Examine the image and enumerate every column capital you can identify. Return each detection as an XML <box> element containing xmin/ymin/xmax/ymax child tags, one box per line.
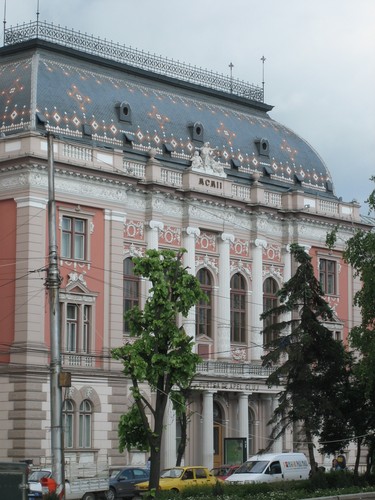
<box><xmin>301</xmin><ymin>244</ymin><xmax>311</xmax><ymax>254</ymax></box>
<box><xmin>238</xmin><ymin>391</ymin><xmax>252</xmax><ymax>399</ymax></box>
<box><xmin>220</xmin><ymin>232</ymin><xmax>235</xmax><ymax>243</ymax></box>
<box><xmin>146</xmin><ymin>220</ymin><xmax>164</xmax><ymax>232</ymax></box>
<box><xmin>184</xmin><ymin>226</ymin><xmax>200</xmax><ymax>237</ymax></box>
<box><xmin>254</xmin><ymin>238</ymin><xmax>267</xmax><ymax>249</ymax></box>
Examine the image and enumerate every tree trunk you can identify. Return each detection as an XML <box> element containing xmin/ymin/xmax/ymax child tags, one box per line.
<box><xmin>304</xmin><ymin>423</ymin><xmax>317</xmax><ymax>473</ymax></box>
<box><xmin>354</xmin><ymin>437</ymin><xmax>362</xmax><ymax>477</ymax></box>
<box><xmin>176</xmin><ymin>413</ymin><xmax>187</xmax><ymax>466</ymax></box>
<box><xmin>148</xmin><ymin>384</ymin><xmax>169</xmax><ymax>495</ymax></box>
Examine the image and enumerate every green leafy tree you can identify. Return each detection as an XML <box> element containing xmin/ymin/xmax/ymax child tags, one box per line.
<box><xmin>261</xmin><ymin>243</ymin><xmax>348</xmax><ymax>471</ymax></box>
<box><xmin>112</xmin><ymin>248</ymin><xmax>206</xmax><ymax>494</ymax></box>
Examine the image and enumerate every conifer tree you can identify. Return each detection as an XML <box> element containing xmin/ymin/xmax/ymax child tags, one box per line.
<box><xmin>261</xmin><ymin>244</ymin><xmax>348</xmax><ymax>471</ymax></box>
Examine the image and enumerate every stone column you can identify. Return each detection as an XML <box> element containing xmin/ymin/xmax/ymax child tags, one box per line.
<box><xmin>145</xmin><ymin>220</ymin><xmax>164</xmax><ymax>296</ymax></box>
<box><xmin>161</xmin><ymin>397</ymin><xmax>177</xmax><ymax>469</ymax></box>
<box><xmin>146</xmin><ymin>220</ymin><xmax>164</xmax><ymax>250</ymax></box>
<box><xmin>217</xmin><ymin>233</ymin><xmax>234</xmax><ymax>360</ymax></box>
<box><xmin>202</xmin><ymin>390</ymin><xmax>215</xmax><ymax>469</ymax></box>
<box><xmin>238</xmin><ymin>392</ymin><xmax>250</xmax><ymax>456</ymax></box>
<box><xmin>183</xmin><ymin>227</ymin><xmax>200</xmax><ymax>345</ymax></box>
<box><xmin>251</xmin><ymin>239</ymin><xmax>267</xmax><ymax>361</ymax></box>
<box><xmin>272</xmin><ymin>396</ymin><xmax>283</xmax><ymax>453</ymax></box>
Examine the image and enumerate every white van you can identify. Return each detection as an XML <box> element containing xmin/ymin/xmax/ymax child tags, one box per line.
<box><xmin>225</xmin><ymin>452</ymin><xmax>310</xmax><ymax>484</ymax></box>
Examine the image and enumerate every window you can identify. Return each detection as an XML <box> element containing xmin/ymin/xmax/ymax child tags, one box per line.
<box><xmin>79</xmin><ymin>400</ymin><xmax>92</xmax><ymax>448</ymax></box>
<box><xmin>63</xmin><ymin>399</ymin><xmax>74</xmax><ymax>449</ymax></box>
<box><xmin>63</xmin><ymin>398</ymin><xmax>94</xmax><ymax>449</ymax></box>
<box><xmin>123</xmin><ymin>258</ymin><xmax>140</xmax><ymax>334</ymax></box>
<box><xmin>230</xmin><ymin>273</ymin><xmax>246</xmax><ymax>343</ymax></box>
<box><xmin>263</xmin><ymin>277</ymin><xmax>279</xmax><ymax>345</ymax></box>
<box><xmin>196</xmin><ymin>268</ymin><xmax>212</xmax><ymax>337</ymax></box>
<box><xmin>62</xmin><ymin>215</ymin><xmax>87</xmax><ymax>260</ymax></box>
<box><xmin>319</xmin><ymin>258</ymin><xmax>337</xmax><ymax>295</ymax></box>
<box><xmin>64</xmin><ymin>304</ymin><xmax>92</xmax><ymax>354</ymax></box>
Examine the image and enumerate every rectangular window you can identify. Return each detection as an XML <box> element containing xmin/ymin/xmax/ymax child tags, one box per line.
<box><xmin>65</xmin><ymin>303</ymin><xmax>91</xmax><ymax>354</ymax></box>
<box><xmin>62</xmin><ymin>216</ymin><xmax>86</xmax><ymax>260</ymax></box>
<box><xmin>83</xmin><ymin>305</ymin><xmax>90</xmax><ymax>353</ymax></box>
<box><xmin>79</xmin><ymin>413</ymin><xmax>91</xmax><ymax>448</ymax></box>
<box><xmin>66</xmin><ymin>304</ymin><xmax>78</xmax><ymax>352</ymax></box>
<box><xmin>63</xmin><ymin>413</ymin><xmax>73</xmax><ymax>448</ymax></box>
<box><xmin>319</xmin><ymin>259</ymin><xmax>337</xmax><ymax>295</ymax></box>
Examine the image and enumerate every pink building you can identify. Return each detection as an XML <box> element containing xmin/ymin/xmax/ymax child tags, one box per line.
<box><xmin>0</xmin><ymin>22</ymin><xmax>370</xmax><ymax>470</ymax></box>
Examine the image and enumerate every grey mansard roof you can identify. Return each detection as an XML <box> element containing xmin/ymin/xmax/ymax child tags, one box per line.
<box><xmin>0</xmin><ymin>36</ymin><xmax>336</xmax><ymax>199</ymax></box>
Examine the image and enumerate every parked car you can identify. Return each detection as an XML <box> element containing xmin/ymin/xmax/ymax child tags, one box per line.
<box><xmin>107</xmin><ymin>466</ymin><xmax>149</xmax><ymax>500</ymax></box>
<box><xmin>226</xmin><ymin>452</ymin><xmax>310</xmax><ymax>484</ymax></box>
<box><xmin>135</xmin><ymin>466</ymin><xmax>217</xmax><ymax>494</ymax></box>
<box><xmin>28</xmin><ymin>469</ymin><xmax>52</xmax><ymax>499</ymax></box>
<box><xmin>210</xmin><ymin>464</ymin><xmax>239</xmax><ymax>480</ymax></box>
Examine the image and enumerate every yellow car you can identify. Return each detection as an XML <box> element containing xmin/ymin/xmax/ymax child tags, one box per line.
<box><xmin>135</xmin><ymin>466</ymin><xmax>218</xmax><ymax>493</ymax></box>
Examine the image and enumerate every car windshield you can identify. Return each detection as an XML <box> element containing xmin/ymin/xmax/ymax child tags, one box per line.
<box><xmin>160</xmin><ymin>468</ymin><xmax>183</xmax><ymax>479</ymax></box>
<box><xmin>110</xmin><ymin>470</ymin><xmax>122</xmax><ymax>478</ymax></box>
<box><xmin>234</xmin><ymin>460</ymin><xmax>269</xmax><ymax>474</ymax></box>
<box><xmin>28</xmin><ymin>471</ymin><xmax>51</xmax><ymax>482</ymax></box>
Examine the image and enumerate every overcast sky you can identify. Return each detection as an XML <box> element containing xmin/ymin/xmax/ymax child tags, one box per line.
<box><xmin>5</xmin><ymin>0</ymin><xmax>375</xmax><ymax>212</ymax></box>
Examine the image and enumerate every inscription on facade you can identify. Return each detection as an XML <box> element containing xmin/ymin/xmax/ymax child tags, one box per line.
<box><xmin>192</xmin><ymin>381</ymin><xmax>260</xmax><ymax>392</ymax></box>
<box><xmin>198</xmin><ymin>178</ymin><xmax>223</xmax><ymax>189</ymax></box>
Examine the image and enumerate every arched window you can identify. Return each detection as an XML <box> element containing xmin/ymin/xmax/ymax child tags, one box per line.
<box><xmin>196</xmin><ymin>269</ymin><xmax>212</xmax><ymax>338</ymax></box>
<box><xmin>230</xmin><ymin>273</ymin><xmax>246</xmax><ymax>343</ymax></box>
<box><xmin>62</xmin><ymin>399</ymin><xmax>74</xmax><ymax>449</ymax></box>
<box><xmin>123</xmin><ymin>257</ymin><xmax>140</xmax><ymax>334</ymax></box>
<box><xmin>263</xmin><ymin>277</ymin><xmax>279</xmax><ymax>345</ymax></box>
<box><xmin>79</xmin><ymin>400</ymin><xmax>92</xmax><ymax>448</ymax></box>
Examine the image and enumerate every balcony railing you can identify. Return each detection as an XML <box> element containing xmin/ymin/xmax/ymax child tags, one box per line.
<box><xmin>197</xmin><ymin>360</ymin><xmax>273</xmax><ymax>379</ymax></box>
<box><xmin>4</xmin><ymin>21</ymin><xmax>264</xmax><ymax>103</ymax></box>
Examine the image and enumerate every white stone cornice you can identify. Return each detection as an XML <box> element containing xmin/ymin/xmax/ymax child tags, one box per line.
<box><xmin>104</xmin><ymin>209</ymin><xmax>126</xmax><ymax>223</ymax></box>
<box><xmin>14</xmin><ymin>196</ymin><xmax>47</xmax><ymax>209</ymax></box>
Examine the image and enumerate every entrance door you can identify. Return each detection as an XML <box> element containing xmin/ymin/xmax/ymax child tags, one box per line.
<box><xmin>213</xmin><ymin>423</ymin><xmax>223</xmax><ymax>467</ymax></box>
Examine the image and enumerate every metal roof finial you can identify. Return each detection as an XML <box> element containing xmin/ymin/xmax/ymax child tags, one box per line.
<box><xmin>261</xmin><ymin>55</ymin><xmax>266</xmax><ymax>102</ymax></box>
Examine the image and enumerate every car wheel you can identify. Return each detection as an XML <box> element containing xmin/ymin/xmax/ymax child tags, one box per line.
<box><xmin>105</xmin><ymin>488</ymin><xmax>116</xmax><ymax>500</ymax></box>
<box><xmin>170</xmin><ymin>488</ymin><xmax>179</xmax><ymax>494</ymax></box>
<box><xmin>82</xmin><ymin>493</ymin><xmax>96</xmax><ymax>500</ymax></box>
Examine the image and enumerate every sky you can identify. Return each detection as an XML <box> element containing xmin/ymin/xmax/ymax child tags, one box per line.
<box><xmin>4</xmin><ymin>0</ymin><xmax>375</xmax><ymax>213</ymax></box>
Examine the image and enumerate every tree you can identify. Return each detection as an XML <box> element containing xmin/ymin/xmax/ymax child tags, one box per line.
<box><xmin>326</xmin><ymin>177</ymin><xmax>375</xmax><ymax>475</ymax></box>
<box><xmin>112</xmin><ymin>248</ymin><xmax>206</xmax><ymax>495</ymax></box>
<box><xmin>261</xmin><ymin>244</ymin><xmax>348</xmax><ymax>471</ymax></box>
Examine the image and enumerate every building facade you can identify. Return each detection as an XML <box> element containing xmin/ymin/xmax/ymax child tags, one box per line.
<box><xmin>0</xmin><ymin>22</ymin><xmax>369</xmax><ymax>470</ymax></box>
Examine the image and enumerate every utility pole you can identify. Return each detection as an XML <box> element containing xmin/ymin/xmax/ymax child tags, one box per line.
<box><xmin>45</xmin><ymin>132</ymin><xmax>65</xmax><ymax>498</ymax></box>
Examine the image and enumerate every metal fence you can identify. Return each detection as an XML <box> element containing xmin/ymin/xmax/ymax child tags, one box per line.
<box><xmin>4</xmin><ymin>21</ymin><xmax>264</xmax><ymax>102</ymax></box>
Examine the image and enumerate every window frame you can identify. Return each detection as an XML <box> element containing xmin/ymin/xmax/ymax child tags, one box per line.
<box><xmin>319</xmin><ymin>257</ymin><xmax>338</xmax><ymax>296</ymax></box>
<box><xmin>79</xmin><ymin>399</ymin><xmax>92</xmax><ymax>449</ymax></box>
<box><xmin>59</xmin><ymin>209</ymin><xmax>94</xmax><ymax>263</ymax></box>
<box><xmin>196</xmin><ymin>268</ymin><xmax>213</xmax><ymax>338</ymax></box>
<box><xmin>230</xmin><ymin>272</ymin><xmax>247</xmax><ymax>344</ymax></box>
<box><xmin>59</xmin><ymin>287</ymin><xmax>97</xmax><ymax>367</ymax></box>
<box><xmin>123</xmin><ymin>257</ymin><xmax>140</xmax><ymax>335</ymax></box>
<box><xmin>263</xmin><ymin>277</ymin><xmax>279</xmax><ymax>346</ymax></box>
<box><xmin>62</xmin><ymin>399</ymin><xmax>74</xmax><ymax>449</ymax></box>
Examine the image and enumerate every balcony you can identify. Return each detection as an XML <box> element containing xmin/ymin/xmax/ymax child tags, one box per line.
<box><xmin>197</xmin><ymin>360</ymin><xmax>272</xmax><ymax>379</ymax></box>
